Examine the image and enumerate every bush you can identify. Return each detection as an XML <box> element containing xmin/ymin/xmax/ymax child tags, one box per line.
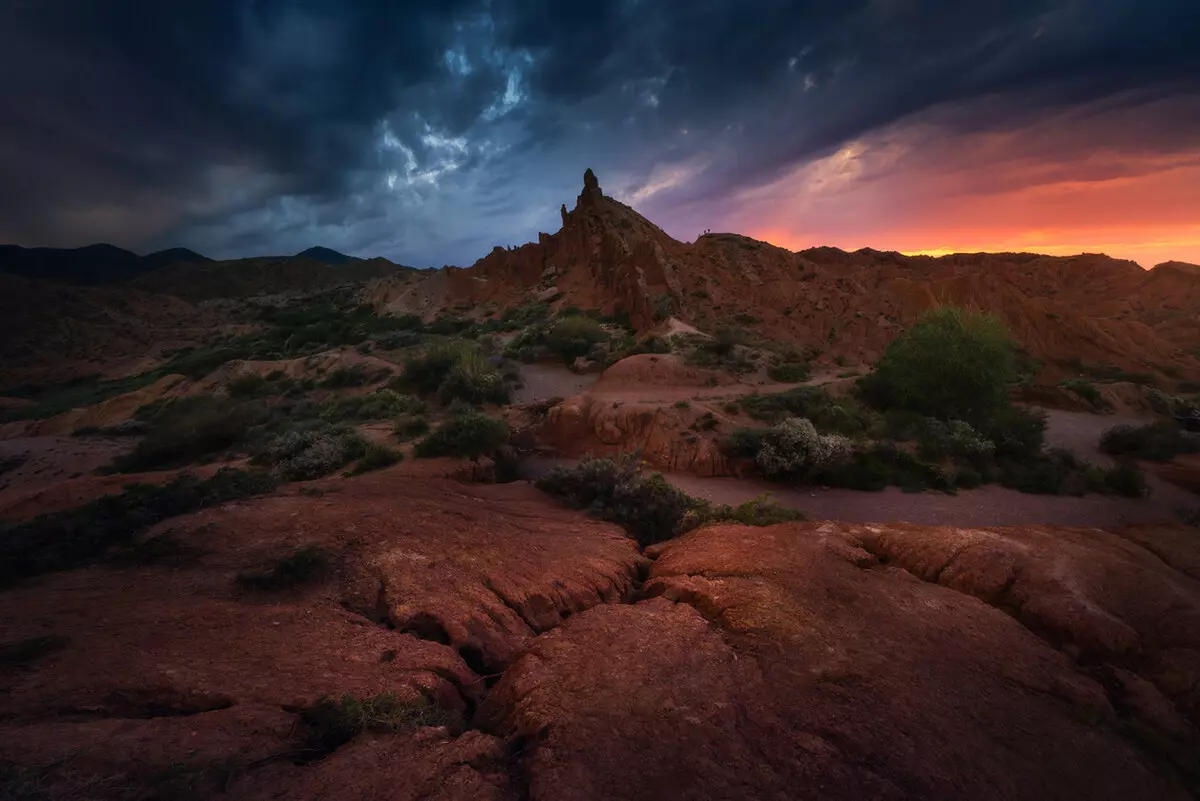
<box><xmin>741</xmin><ymin>386</ymin><xmax>877</xmax><ymax>438</ymax></box>
<box><xmin>0</xmin><ymin>468</ymin><xmax>277</xmax><ymax>584</ymax></box>
<box><xmin>699</xmin><ymin>494</ymin><xmax>805</xmax><ymax>527</ymax></box>
<box><xmin>724</xmin><ymin>427</ymin><xmax>768</xmax><ymax>458</ymax></box>
<box><xmin>255</xmin><ymin>427</ymin><xmax>368</xmax><ymax>481</ymax></box>
<box><xmin>112</xmin><ymin>395</ymin><xmax>262</xmax><ymax>472</ymax></box>
<box><xmin>816</xmin><ymin>444</ymin><xmax>955</xmax><ymax>493</ymax></box>
<box><xmin>708</xmin><ymin>327</ymin><xmax>744</xmax><ymax>357</ymax></box>
<box><xmin>320</xmin><ymin>365</ymin><xmax>382</xmax><ymax>389</ymax></box>
<box><xmin>392</xmin><ymin>414</ymin><xmax>430</xmax><ymax>441</ymax></box>
<box><xmin>321</xmin><ymin>390</ymin><xmax>425</xmax><ymax>422</ymax></box>
<box><xmin>236</xmin><ymin>546</ymin><xmax>330</xmax><ymax>591</ymax></box>
<box><xmin>916</xmin><ymin>419</ymin><xmax>995</xmax><ymax>462</ymax></box>
<box><xmin>301</xmin><ymin>692</ymin><xmax>455</xmax><ymax>753</ymax></box>
<box><xmin>1147</xmin><ymin>388</ymin><xmax>1197</xmax><ymax>417</ymax></box>
<box><xmin>536</xmin><ymin>456</ymin><xmax>695</xmax><ymax>546</ymax></box>
<box><xmin>1102</xmin><ymin>461</ymin><xmax>1149</xmax><ymax>498</ymax></box>
<box><xmin>755</xmin><ymin>418</ymin><xmax>852</xmax><ymax>478</ymax></box>
<box><xmin>1060</xmin><ymin>379</ymin><xmax>1109</xmax><ymax>409</ymax></box>
<box><xmin>346</xmin><ymin>442</ymin><xmax>403</xmax><ymax>475</ymax></box>
<box><xmin>401</xmin><ymin>341</ymin><xmax>476</xmax><ymax>394</ymax></box>
<box><xmin>954</xmin><ymin>467</ymin><xmax>984</xmax><ymax>489</ymax></box>
<box><xmin>546</xmin><ymin>316</ymin><xmax>609</xmax><ymax>364</ymax></box>
<box><xmin>437</xmin><ymin>350</ymin><xmax>511</xmax><ymax>405</ymax></box>
<box><xmin>1100</xmin><ymin>422</ymin><xmax>1199</xmax><ymax>462</ymax></box>
<box><xmin>1177</xmin><ymin>506</ymin><xmax>1200</xmax><ymax>527</ymax></box>
<box><xmin>860</xmin><ymin>307</ymin><xmax>1016</xmax><ymax>422</ymax></box>
<box><xmin>766</xmin><ymin>360</ymin><xmax>810</xmax><ymax>383</ymax></box>
<box><xmin>997</xmin><ymin>449</ymin><xmax>1087</xmax><ymax>495</ymax></box>
<box><xmin>978</xmin><ymin>406</ymin><xmax>1047</xmax><ymax>459</ymax></box>
<box><xmin>414</xmin><ymin>410</ymin><xmax>509</xmax><ymax>461</ymax></box>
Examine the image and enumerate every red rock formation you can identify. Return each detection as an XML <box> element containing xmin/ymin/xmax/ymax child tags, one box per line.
<box><xmin>367</xmin><ymin>172</ymin><xmax>1200</xmax><ymax>384</ymax></box>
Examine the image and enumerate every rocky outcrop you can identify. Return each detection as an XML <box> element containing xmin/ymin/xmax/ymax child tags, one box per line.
<box><xmin>483</xmin><ymin>521</ymin><xmax>1200</xmax><ymax>800</ymax></box>
<box><xmin>543</xmin><ymin>393</ymin><xmax>734</xmax><ymax>476</ymax></box>
<box><xmin>364</xmin><ymin>173</ymin><xmax>1200</xmax><ymax>384</ymax></box>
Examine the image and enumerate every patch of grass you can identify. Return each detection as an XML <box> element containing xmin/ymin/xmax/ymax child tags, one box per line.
<box><xmin>301</xmin><ymin>692</ymin><xmax>456</xmax><ymax>753</ymax></box>
<box><xmin>111</xmin><ymin>395</ymin><xmax>264</xmax><ymax>472</ymax></box>
<box><xmin>698</xmin><ymin>494</ymin><xmax>805</xmax><ymax>527</ymax></box>
<box><xmin>236</xmin><ymin>545</ymin><xmax>330</xmax><ymax>591</ymax></box>
<box><xmin>0</xmin><ymin>468</ymin><xmax>277</xmax><ymax>584</ymax></box>
<box><xmin>766</xmin><ymin>360</ymin><xmax>810</xmax><ymax>383</ymax></box>
<box><xmin>1060</xmin><ymin>378</ymin><xmax>1110</xmax><ymax>409</ymax></box>
<box><xmin>536</xmin><ymin>456</ymin><xmax>700</xmax><ymax>546</ymax></box>
<box><xmin>0</xmin><ymin>373</ymin><xmax>165</xmax><ymax>424</ymax></box>
<box><xmin>413</xmin><ymin>409</ymin><xmax>510</xmax><ymax>461</ymax></box>
<box><xmin>1101</xmin><ymin>422</ymin><xmax>1199</xmax><ymax>462</ymax></box>
<box><xmin>320</xmin><ymin>390</ymin><xmax>425</xmax><ymax>422</ymax></box>
<box><xmin>740</xmin><ymin>386</ymin><xmax>878</xmax><ymax>438</ymax></box>
<box><xmin>0</xmin><ymin>634</ymin><xmax>70</xmax><ymax>668</ymax></box>
<box><xmin>253</xmin><ymin>426</ymin><xmax>368</xmax><ymax>481</ymax></box>
<box><xmin>545</xmin><ymin>316</ymin><xmax>610</xmax><ymax>364</ymax></box>
<box><xmin>392</xmin><ymin>414</ymin><xmax>431</xmax><ymax>441</ymax></box>
<box><xmin>320</xmin><ymin>365</ymin><xmax>388</xmax><ymax>389</ymax></box>
<box><xmin>345</xmin><ymin>442</ymin><xmax>403</xmax><ymax>476</ymax></box>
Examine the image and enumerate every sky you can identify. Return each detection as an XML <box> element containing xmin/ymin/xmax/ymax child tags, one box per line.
<box><xmin>1</xmin><ymin>1</ymin><xmax>1199</xmax><ymax>269</ymax></box>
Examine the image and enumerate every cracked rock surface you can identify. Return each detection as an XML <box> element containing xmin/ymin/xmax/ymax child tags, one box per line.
<box><xmin>1</xmin><ymin>477</ymin><xmax>1197</xmax><ymax>799</ymax></box>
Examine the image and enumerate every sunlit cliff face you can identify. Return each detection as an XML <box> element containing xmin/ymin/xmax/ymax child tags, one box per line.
<box><xmin>735</xmin><ymin>94</ymin><xmax>1200</xmax><ymax>267</ymax></box>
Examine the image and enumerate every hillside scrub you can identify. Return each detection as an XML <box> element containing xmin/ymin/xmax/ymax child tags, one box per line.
<box><xmin>253</xmin><ymin>426</ymin><xmax>368</xmax><ymax>481</ymax></box>
<box><xmin>112</xmin><ymin>394</ymin><xmax>264</xmax><ymax>472</ymax></box>
<box><xmin>0</xmin><ymin>468</ymin><xmax>277</xmax><ymax>584</ymax></box>
<box><xmin>858</xmin><ymin>307</ymin><xmax>1016</xmax><ymax>422</ymax></box>
<box><xmin>1059</xmin><ymin>378</ymin><xmax>1110</xmax><ymax>409</ymax></box>
<box><xmin>413</xmin><ymin>409</ymin><xmax>510</xmax><ymax>461</ymax></box>
<box><xmin>401</xmin><ymin>341</ymin><xmax>513</xmax><ymax>405</ymax></box>
<box><xmin>755</xmin><ymin>418</ymin><xmax>853</xmax><ymax>478</ymax></box>
<box><xmin>1101</xmin><ymin>422</ymin><xmax>1200</xmax><ymax>462</ymax></box>
<box><xmin>536</xmin><ymin>456</ymin><xmax>805</xmax><ymax>547</ymax></box>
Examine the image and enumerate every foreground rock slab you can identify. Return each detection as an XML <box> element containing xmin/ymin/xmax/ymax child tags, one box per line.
<box><xmin>0</xmin><ymin>471</ymin><xmax>639</xmax><ymax>798</ymax></box>
<box><xmin>482</xmin><ymin>521</ymin><xmax>1198</xmax><ymax>801</ymax></box>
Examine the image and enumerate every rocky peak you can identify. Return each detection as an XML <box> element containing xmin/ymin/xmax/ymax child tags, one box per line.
<box><xmin>577</xmin><ymin>167</ymin><xmax>604</xmax><ymax>208</ymax></box>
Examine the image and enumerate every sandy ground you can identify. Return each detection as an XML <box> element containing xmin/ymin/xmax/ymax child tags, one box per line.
<box><xmin>513</xmin><ymin>364</ymin><xmax>600</xmax><ymax>404</ymax></box>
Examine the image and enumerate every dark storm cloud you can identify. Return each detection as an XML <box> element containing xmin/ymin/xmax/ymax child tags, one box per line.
<box><xmin>1</xmin><ymin>0</ymin><xmax>1198</xmax><ymax>266</ymax></box>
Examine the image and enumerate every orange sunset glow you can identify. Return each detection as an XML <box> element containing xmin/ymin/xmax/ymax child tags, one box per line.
<box><xmin>735</xmin><ymin>96</ymin><xmax>1200</xmax><ymax>268</ymax></box>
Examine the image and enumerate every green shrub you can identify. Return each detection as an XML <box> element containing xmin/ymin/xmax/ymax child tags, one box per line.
<box><xmin>724</xmin><ymin>427</ymin><xmax>768</xmax><ymax>458</ymax></box>
<box><xmin>766</xmin><ymin>361</ymin><xmax>810</xmax><ymax>383</ymax></box>
<box><xmin>708</xmin><ymin>327</ymin><xmax>744</xmax><ymax>357</ymax></box>
<box><xmin>755</xmin><ymin>418</ymin><xmax>853</xmax><ymax>478</ymax></box>
<box><xmin>915</xmin><ymin>419</ymin><xmax>995</xmax><ymax>462</ymax></box>
<box><xmin>699</xmin><ymin>494</ymin><xmax>805</xmax><ymax>527</ymax></box>
<box><xmin>1147</xmin><ymin>388</ymin><xmax>1197</xmax><ymax>417</ymax></box>
<box><xmin>1100</xmin><ymin>422</ymin><xmax>1199</xmax><ymax>461</ymax></box>
<box><xmin>401</xmin><ymin>341</ymin><xmax>476</xmax><ymax>394</ymax></box>
<box><xmin>0</xmin><ymin>468</ymin><xmax>277</xmax><ymax>584</ymax></box>
<box><xmin>674</xmin><ymin>400</ymin><xmax>690</xmax><ymax>409</ymax></box>
<box><xmin>414</xmin><ymin>410</ymin><xmax>510</xmax><ymax>461</ymax></box>
<box><xmin>740</xmin><ymin>386</ymin><xmax>877</xmax><ymax>437</ymax></box>
<box><xmin>997</xmin><ymin>449</ymin><xmax>1086</xmax><ymax>495</ymax></box>
<box><xmin>954</xmin><ymin>467</ymin><xmax>984</xmax><ymax>489</ymax></box>
<box><xmin>346</xmin><ymin>442</ymin><xmax>403</xmax><ymax>476</ymax></box>
<box><xmin>227</xmin><ymin>373</ymin><xmax>270</xmax><ymax>398</ymax></box>
<box><xmin>690</xmin><ymin>412</ymin><xmax>720</xmax><ymax>432</ymax></box>
<box><xmin>652</xmin><ymin>294</ymin><xmax>678</xmax><ymax>322</ymax></box>
<box><xmin>236</xmin><ymin>546</ymin><xmax>330</xmax><ymax>591</ymax></box>
<box><xmin>392</xmin><ymin>414</ymin><xmax>430</xmax><ymax>441</ymax></box>
<box><xmin>254</xmin><ymin>427</ymin><xmax>368</xmax><ymax>481</ymax></box>
<box><xmin>723</xmin><ymin>401</ymin><xmax>740</xmax><ymax>415</ymax></box>
<box><xmin>301</xmin><ymin>692</ymin><xmax>455</xmax><ymax>753</ymax></box>
<box><xmin>320</xmin><ymin>390</ymin><xmax>425</xmax><ymax>422</ymax></box>
<box><xmin>536</xmin><ymin>456</ymin><xmax>695</xmax><ymax>546</ymax></box>
<box><xmin>320</xmin><ymin>365</ymin><xmax>381</xmax><ymax>389</ymax></box>
<box><xmin>860</xmin><ymin>307</ymin><xmax>1016</xmax><ymax>422</ymax></box>
<box><xmin>1059</xmin><ymin>379</ymin><xmax>1109</xmax><ymax>409</ymax></box>
<box><xmin>112</xmin><ymin>395</ymin><xmax>263</xmax><ymax>472</ymax></box>
<box><xmin>978</xmin><ymin>406</ymin><xmax>1047</xmax><ymax>459</ymax></box>
<box><xmin>546</xmin><ymin>316</ymin><xmax>609</xmax><ymax>364</ymax></box>
<box><xmin>814</xmin><ymin>444</ymin><xmax>953</xmax><ymax>493</ymax></box>
<box><xmin>1102</xmin><ymin>461</ymin><xmax>1149</xmax><ymax>498</ymax></box>
<box><xmin>436</xmin><ymin>350</ymin><xmax>510</xmax><ymax>405</ymax></box>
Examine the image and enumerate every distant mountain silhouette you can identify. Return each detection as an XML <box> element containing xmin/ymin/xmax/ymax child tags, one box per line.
<box><xmin>142</xmin><ymin>248</ymin><xmax>211</xmax><ymax>270</ymax></box>
<box><xmin>295</xmin><ymin>246</ymin><xmax>359</xmax><ymax>265</ymax></box>
<box><xmin>0</xmin><ymin>243</ymin><xmax>146</xmax><ymax>284</ymax></box>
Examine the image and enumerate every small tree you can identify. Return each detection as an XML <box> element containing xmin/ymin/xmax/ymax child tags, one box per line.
<box><xmin>862</xmin><ymin>307</ymin><xmax>1016</xmax><ymax>422</ymax></box>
